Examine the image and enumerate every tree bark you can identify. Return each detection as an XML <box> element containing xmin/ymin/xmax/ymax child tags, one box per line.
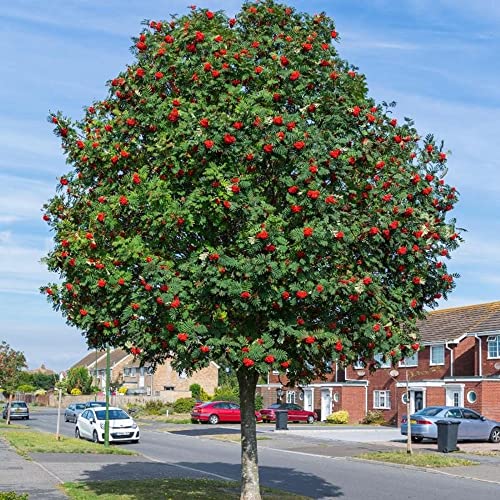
<box><xmin>237</xmin><ymin>368</ymin><xmax>261</xmax><ymax>500</ymax></box>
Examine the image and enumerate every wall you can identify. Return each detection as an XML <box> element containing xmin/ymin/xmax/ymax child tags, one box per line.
<box><xmin>45</xmin><ymin>392</ymin><xmax>192</xmax><ymax>408</ymax></box>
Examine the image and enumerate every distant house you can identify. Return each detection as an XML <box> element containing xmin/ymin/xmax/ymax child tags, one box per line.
<box><xmin>27</xmin><ymin>364</ymin><xmax>57</xmax><ymax>376</ymax></box>
<box><xmin>71</xmin><ymin>349</ymin><xmax>219</xmax><ymax>399</ymax></box>
<box><xmin>258</xmin><ymin>301</ymin><xmax>500</xmax><ymax>424</ymax></box>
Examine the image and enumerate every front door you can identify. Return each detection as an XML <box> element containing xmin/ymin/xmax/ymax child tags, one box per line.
<box><xmin>303</xmin><ymin>389</ymin><xmax>314</xmax><ymax>412</ymax></box>
<box><xmin>320</xmin><ymin>389</ymin><xmax>332</xmax><ymax>421</ymax></box>
<box><xmin>445</xmin><ymin>387</ymin><xmax>463</xmax><ymax>407</ymax></box>
<box><xmin>413</xmin><ymin>391</ymin><xmax>424</xmax><ymax>413</ymax></box>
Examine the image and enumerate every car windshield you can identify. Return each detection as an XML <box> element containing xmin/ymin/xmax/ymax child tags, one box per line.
<box><xmin>87</xmin><ymin>402</ymin><xmax>106</xmax><ymax>407</ymax></box>
<box><xmin>414</xmin><ymin>407</ymin><xmax>443</xmax><ymax>416</ymax></box>
<box><xmin>11</xmin><ymin>402</ymin><xmax>27</xmax><ymax>408</ymax></box>
<box><xmin>267</xmin><ymin>404</ymin><xmax>283</xmax><ymax>409</ymax></box>
<box><xmin>75</xmin><ymin>404</ymin><xmax>86</xmax><ymax>410</ymax></box>
<box><xmin>95</xmin><ymin>409</ymin><xmax>129</xmax><ymax>420</ymax></box>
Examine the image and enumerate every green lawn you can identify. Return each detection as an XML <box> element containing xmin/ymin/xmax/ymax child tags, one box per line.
<box><xmin>357</xmin><ymin>451</ymin><xmax>478</xmax><ymax>467</ymax></box>
<box><xmin>63</xmin><ymin>478</ymin><xmax>309</xmax><ymax>500</ymax></box>
<box><xmin>0</xmin><ymin>427</ymin><xmax>136</xmax><ymax>458</ymax></box>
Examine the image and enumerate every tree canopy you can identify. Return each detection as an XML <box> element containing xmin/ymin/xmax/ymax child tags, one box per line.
<box><xmin>42</xmin><ymin>1</ymin><xmax>462</xmax><ymax>496</ymax></box>
<box><xmin>0</xmin><ymin>341</ymin><xmax>27</xmax><ymax>396</ymax></box>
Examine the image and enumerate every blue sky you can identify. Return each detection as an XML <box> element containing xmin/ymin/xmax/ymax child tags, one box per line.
<box><xmin>1</xmin><ymin>1</ymin><xmax>499</xmax><ymax>372</ymax></box>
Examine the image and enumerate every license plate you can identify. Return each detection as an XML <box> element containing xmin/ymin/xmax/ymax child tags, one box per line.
<box><xmin>115</xmin><ymin>432</ymin><xmax>129</xmax><ymax>436</ymax></box>
<box><xmin>410</xmin><ymin>419</ymin><xmax>416</xmax><ymax>424</ymax></box>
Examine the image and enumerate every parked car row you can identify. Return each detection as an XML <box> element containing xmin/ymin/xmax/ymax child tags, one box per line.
<box><xmin>64</xmin><ymin>400</ymin><xmax>108</xmax><ymax>422</ymax></box>
<box><xmin>401</xmin><ymin>406</ymin><xmax>500</xmax><ymax>443</ymax></box>
<box><xmin>190</xmin><ymin>401</ymin><xmax>318</xmax><ymax>425</ymax></box>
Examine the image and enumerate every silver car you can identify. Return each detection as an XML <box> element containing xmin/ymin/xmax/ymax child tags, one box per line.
<box><xmin>64</xmin><ymin>402</ymin><xmax>86</xmax><ymax>423</ymax></box>
<box><xmin>2</xmin><ymin>401</ymin><xmax>29</xmax><ymax>420</ymax></box>
<box><xmin>401</xmin><ymin>406</ymin><xmax>500</xmax><ymax>443</ymax></box>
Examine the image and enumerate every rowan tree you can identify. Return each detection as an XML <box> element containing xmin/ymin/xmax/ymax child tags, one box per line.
<box><xmin>42</xmin><ymin>1</ymin><xmax>462</xmax><ymax>497</ymax></box>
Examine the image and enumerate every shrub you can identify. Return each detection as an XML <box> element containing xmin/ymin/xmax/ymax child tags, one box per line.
<box><xmin>361</xmin><ymin>410</ymin><xmax>386</xmax><ymax>425</ymax></box>
<box><xmin>0</xmin><ymin>493</ymin><xmax>29</xmax><ymax>500</ymax></box>
<box><xmin>172</xmin><ymin>397</ymin><xmax>196</xmax><ymax>413</ymax></box>
<box><xmin>189</xmin><ymin>383</ymin><xmax>202</xmax><ymax>399</ymax></box>
<box><xmin>70</xmin><ymin>388</ymin><xmax>82</xmax><ymax>396</ymax></box>
<box><xmin>118</xmin><ymin>386</ymin><xmax>128</xmax><ymax>395</ymax></box>
<box><xmin>254</xmin><ymin>394</ymin><xmax>264</xmax><ymax>411</ymax></box>
<box><xmin>326</xmin><ymin>410</ymin><xmax>349</xmax><ymax>424</ymax></box>
<box><xmin>17</xmin><ymin>384</ymin><xmax>36</xmax><ymax>394</ymax></box>
<box><xmin>143</xmin><ymin>400</ymin><xmax>168</xmax><ymax>415</ymax></box>
<box><xmin>213</xmin><ymin>384</ymin><xmax>239</xmax><ymax>403</ymax></box>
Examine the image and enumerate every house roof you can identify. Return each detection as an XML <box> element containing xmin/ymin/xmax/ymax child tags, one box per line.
<box><xmin>93</xmin><ymin>349</ymin><xmax>131</xmax><ymax>370</ymax></box>
<box><xmin>27</xmin><ymin>364</ymin><xmax>56</xmax><ymax>375</ymax></box>
<box><xmin>418</xmin><ymin>301</ymin><xmax>500</xmax><ymax>343</ymax></box>
<box><xmin>70</xmin><ymin>350</ymin><xmax>106</xmax><ymax>370</ymax></box>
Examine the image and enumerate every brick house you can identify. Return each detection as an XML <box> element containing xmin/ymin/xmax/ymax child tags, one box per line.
<box><xmin>258</xmin><ymin>301</ymin><xmax>500</xmax><ymax>425</ymax></box>
<box><xmin>71</xmin><ymin>349</ymin><xmax>219</xmax><ymax>398</ymax></box>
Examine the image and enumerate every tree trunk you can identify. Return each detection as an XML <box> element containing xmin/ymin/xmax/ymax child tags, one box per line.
<box><xmin>6</xmin><ymin>393</ymin><xmax>13</xmax><ymax>425</ymax></box>
<box><xmin>237</xmin><ymin>368</ymin><xmax>261</xmax><ymax>500</ymax></box>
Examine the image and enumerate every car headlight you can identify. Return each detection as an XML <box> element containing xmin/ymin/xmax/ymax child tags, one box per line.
<box><xmin>132</xmin><ymin>422</ymin><xmax>138</xmax><ymax>429</ymax></box>
<box><xmin>100</xmin><ymin>422</ymin><xmax>105</xmax><ymax>430</ymax></box>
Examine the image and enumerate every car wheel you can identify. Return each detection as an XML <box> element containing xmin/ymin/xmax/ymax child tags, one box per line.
<box><xmin>208</xmin><ymin>414</ymin><xmax>219</xmax><ymax>425</ymax></box>
<box><xmin>92</xmin><ymin>431</ymin><xmax>100</xmax><ymax>443</ymax></box>
<box><xmin>307</xmin><ymin>416</ymin><xmax>315</xmax><ymax>424</ymax></box>
<box><xmin>75</xmin><ymin>427</ymin><xmax>81</xmax><ymax>439</ymax></box>
<box><xmin>489</xmin><ymin>427</ymin><xmax>500</xmax><ymax>443</ymax></box>
<box><xmin>411</xmin><ymin>436</ymin><xmax>424</xmax><ymax>443</ymax></box>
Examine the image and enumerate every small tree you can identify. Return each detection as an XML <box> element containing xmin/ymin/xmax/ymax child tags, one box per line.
<box><xmin>0</xmin><ymin>341</ymin><xmax>27</xmax><ymax>424</ymax></box>
<box><xmin>42</xmin><ymin>2</ymin><xmax>462</xmax><ymax>497</ymax></box>
<box><xmin>65</xmin><ymin>366</ymin><xmax>93</xmax><ymax>395</ymax></box>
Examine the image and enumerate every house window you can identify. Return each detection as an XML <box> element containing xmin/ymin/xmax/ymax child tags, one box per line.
<box><xmin>374</xmin><ymin>354</ymin><xmax>391</xmax><ymax>368</ymax></box>
<box><xmin>399</xmin><ymin>352</ymin><xmax>418</xmax><ymax>367</ymax></box>
<box><xmin>374</xmin><ymin>390</ymin><xmax>391</xmax><ymax>409</ymax></box>
<box><xmin>430</xmin><ymin>345</ymin><xmax>445</xmax><ymax>366</ymax></box>
<box><xmin>353</xmin><ymin>358</ymin><xmax>365</xmax><ymax>369</ymax></box>
<box><xmin>286</xmin><ymin>391</ymin><xmax>296</xmax><ymax>404</ymax></box>
<box><xmin>487</xmin><ymin>335</ymin><xmax>500</xmax><ymax>358</ymax></box>
<box><xmin>467</xmin><ymin>391</ymin><xmax>477</xmax><ymax>404</ymax></box>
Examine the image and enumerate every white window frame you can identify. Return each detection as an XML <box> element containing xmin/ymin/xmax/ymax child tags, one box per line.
<box><xmin>399</xmin><ymin>352</ymin><xmax>418</xmax><ymax>367</ymax></box>
<box><xmin>374</xmin><ymin>353</ymin><xmax>391</xmax><ymax>368</ymax></box>
<box><xmin>430</xmin><ymin>344</ymin><xmax>445</xmax><ymax>366</ymax></box>
<box><xmin>286</xmin><ymin>391</ymin><xmax>296</xmax><ymax>404</ymax></box>
<box><xmin>374</xmin><ymin>390</ymin><xmax>391</xmax><ymax>409</ymax></box>
<box><xmin>487</xmin><ymin>335</ymin><xmax>500</xmax><ymax>359</ymax></box>
<box><xmin>353</xmin><ymin>358</ymin><xmax>365</xmax><ymax>369</ymax></box>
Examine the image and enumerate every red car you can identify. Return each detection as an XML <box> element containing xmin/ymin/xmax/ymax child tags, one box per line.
<box><xmin>260</xmin><ymin>403</ymin><xmax>317</xmax><ymax>424</ymax></box>
<box><xmin>191</xmin><ymin>401</ymin><xmax>262</xmax><ymax>424</ymax></box>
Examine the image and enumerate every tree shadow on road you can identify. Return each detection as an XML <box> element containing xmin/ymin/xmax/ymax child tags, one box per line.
<box><xmin>70</xmin><ymin>459</ymin><xmax>343</xmax><ymax>498</ymax></box>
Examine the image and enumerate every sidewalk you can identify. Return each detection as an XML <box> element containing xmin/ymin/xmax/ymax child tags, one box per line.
<box><xmin>1</xmin><ymin>426</ymin><xmax>500</xmax><ymax>499</ymax></box>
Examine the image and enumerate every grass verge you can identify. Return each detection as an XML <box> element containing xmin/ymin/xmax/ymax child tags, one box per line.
<box><xmin>62</xmin><ymin>478</ymin><xmax>309</xmax><ymax>499</ymax></box>
<box><xmin>357</xmin><ymin>451</ymin><xmax>478</xmax><ymax>467</ymax></box>
<box><xmin>0</xmin><ymin>427</ymin><xmax>136</xmax><ymax>458</ymax></box>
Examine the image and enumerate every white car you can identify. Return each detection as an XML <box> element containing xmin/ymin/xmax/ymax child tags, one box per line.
<box><xmin>75</xmin><ymin>406</ymin><xmax>140</xmax><ymax>444</ymax></box>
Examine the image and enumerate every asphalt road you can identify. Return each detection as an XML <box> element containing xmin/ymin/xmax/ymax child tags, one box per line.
<box><xmin>21</xmin><ymin>408</ymin><xmax>500</xmax><ymax>499</ymax></box>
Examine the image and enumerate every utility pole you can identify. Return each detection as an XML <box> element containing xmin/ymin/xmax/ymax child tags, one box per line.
<box><xmin>104</xmin><ymin>344</ymin><xmax>110</xmax><ymax>447</ymax></box>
